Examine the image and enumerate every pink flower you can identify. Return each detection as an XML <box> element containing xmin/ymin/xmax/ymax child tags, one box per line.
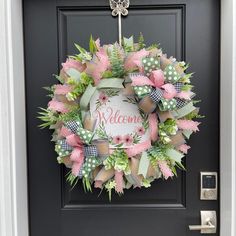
<box><xmin>158</xmin><ymin>160</ymin><xmax>174</xmax><ymax>180</ymax></box>
<box><xmin>113</xmin><ymin>135</ymin><xmax>122</xmax><ymax>144</ymax></box>
<box><xmin>54</xmin><ymin>84</ymin><xmax>72</xmax><ymax>95</ymax></box>
<box><xmin>70</xmin><ymin>147</ymin><xmax>85</xmax><ymax>176</ymax></box>
<box><xmin>123</xmin><ymin>134</ymin><xmax>134</xmax><ymax>146</ymax></box>
<box><xmin>59</xmin><ymin>126</ymin><xmax>73</xmax><ymax>137</ymax></box>
<box><xmin>176</xmin><ymin>91</ymin><xmax>194</xmax><ymax>100</ymax></box>
<box><xmin>178</xmin><ymin>144</ymin><xmax>191</xmax><ymax>154</ymax></box>
<box><xmin>48</xmin><ymin>99</ymin><xmax>69</xmax><ymax>113</ymax></box>
<box><xmin>176</xmin><ymin>120</ymin><xmax>201</xmax><ymax>132</ymax></box>
<box><xmin>95</xmin><ymin>38</ymin><xmax>100</xmax><ymax>48</ymax></box>
<box><xmin>136</xmin><ymin>126</ymin><xmax>145</xmax><ymax>136</ymax></box>
<box><xmin>61</xmin><ymin>58</ymin><xmax>86</xmax><ymax>72</ymax></box>
<box><xmin>115</xmin><ymin>170</ymin><xmax>124</xmax><ymax>194</ymax></box>
<box><xmin>124</xmin><ymin>49</ymin><xmax>149</xmax><ymax>71</ymax></box>
<box><xmin>161</xmin><ymin>83</ymin><xmax>177</xmax><ymax>99</ymax></box>
<box><xmin>85</xmin><ymin>48</ymin><xmax>110</xmax><ymax>85</ymax></box>
<box><xmin>99</xmin><ymin>92</ymin><xmax>108</xmax><ymax>104</ymax></box>
<box><xmin>150</xmin><ymin>70</ymin><xmax>165</xmax><ymax>88</ymax></box>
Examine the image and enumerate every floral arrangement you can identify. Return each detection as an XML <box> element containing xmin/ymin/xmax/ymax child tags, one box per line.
<box><xmin>39</xmin><ymin>35</ymin><xmax>202</xmax><ymax>200</ymax></box>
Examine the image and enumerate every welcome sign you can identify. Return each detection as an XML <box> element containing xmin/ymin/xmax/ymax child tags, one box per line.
<box><xmin>90</xmin><ymin>88</ymin><xmax>150</xmax><ymax>148</ymax></box>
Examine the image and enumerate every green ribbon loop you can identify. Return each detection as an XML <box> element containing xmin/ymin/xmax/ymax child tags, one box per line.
<box><xmin>80</xmin><ymin>78</ymin><xmax>124</xmax><ymax>113</ymax></box>
<box><xmin>66</xmin><ymin>68</ymin><xmax>81</xmax><ymax>80</ymax></box>
<box><xmin>138</xmin><ymin>152</ymin><xmax>150</xmax><ymax>178</ymax></box>
<box><xmin>80</xmin><ymin>84</ymin><xmax>97</xmax><ymax>111</ymax></box>
<box><xmin>166</xmin><ymin>148</ymin><xmax>184</xmax><ymax>163</ymax></box>
<box><xmin>125</xmin><ymin>174</ymin><xmax>139</xmax><ymax>185</ymax></box>
<box><xmin>172</xmin><ymin>102</ymin><xmax>196</xmax><ymax>118</ymax></box>
<box><xmin>97</xmin><ymin>78</ymin><xmax>124</xmax><ymax>89</ymax></box>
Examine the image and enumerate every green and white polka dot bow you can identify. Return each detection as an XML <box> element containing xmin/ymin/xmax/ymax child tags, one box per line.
<box><xmin>81</xmin><ymin>156</ymin><xmax>101</xmax><ymax>178</ymax></box>
<box><xmin>133</xmin><ymin>85</ymin><xmax>152</xmax><ymax>98</ymax></box>
<box><xmin>164</xmin><ymin>64</ymin><xmax>181</xmax><ymax>83</ymax></box>
<box><xmin>158</xmin><ymin>98</ymin><xmax>177</xmax><ymax>111</ymax></box>
<box><xmin>142</xmin><ymin>57</ymin><xmax>160</xmax><ymax>76</ymax></box>
<box><xmin>55</xmin><ymin>139</ymin><xmax>73</xmax><ymax>157</ymax></box>
<box><xmin>76</xmin><ymin>127</ymin><xmax>94</xmax><ymax>145</ymax></box>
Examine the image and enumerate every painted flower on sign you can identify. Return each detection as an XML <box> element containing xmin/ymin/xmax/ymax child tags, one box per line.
<box><xmin>112</xmin><ymin>135</ymin><xmax>122</xmax><ymax>144</ymax></box>
<box><xmin>123</xmin><ymin>134</ymin><xmax>134</xmax><ymax>146</ymax></box>
<box><xmin>136</xmin><ymin>126</ymin><xmax>145</xmax><ymax>136</ymax></box>
<box><xmin>99</xmin><ymin>92</ymin><xmax>109</xmax><ymax>104</ymax></box>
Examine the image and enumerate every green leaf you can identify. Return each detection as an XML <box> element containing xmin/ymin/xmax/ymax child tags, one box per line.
<box><xmin>82</xmin><ymin>177</ymin><xmax>92</xmax><ymax>192</ymax></box>
<box><xmin>138</xmin><ymin>32</ymin><xmax>145</xmax><ymax>50</ymax></box>
<box><xmin>175</xmin><ymin>161</ymin><xmax>186</xmax><ymax>171</ymax></box>
<box><xmin>123</xmin><ymin>36</ymin><xmax>134</xmax><ymax>52</ymax></box>
<box><xmin>37</xmin><ymin>107</ymin><xmax>58</xmax><ymax>129</ymax></box>
<box><xmin>182</xmin><ymin>84</ymin><xmax>194</xmax><ymax>91</ymax></box>
<box><xmin>74</xmin><ymin>43</ymin><xmax>87</xmax><ymax>54</ymax></box>
<box><xmin>89</xmin><ymin>35</ymin><xmax>98</xmax><ymax>53</ymax></box>
<box><xmin>179</xmin><ymin>73</ymin><xmax>194</xmax><ymax>84</ymax></box>
<box><xmin>53</xmin><ymin>74</ymin><xmax>64</xmax><ymax>83</ymax></box>
<box><xmin>66</xmin><ymin>171</ymin><xmax>79</xmax><ymax>189</ymax></box>
<box><xmin>58</xmin><ymin>107</ymin><xmax>81</xmax><ymax>122</ymax></box>
<box><xmin>105</xmin><ymin>179</ymin><xmax>116</xmax><ymax>201</ymax></box>
<box><xmin>110</xmin><ymin>45</ymin><xmax>125</xmax><ymax>78</ymax></box>
<box><xmin>102</xmin><ymin>70</ymin><xmax>113</xmax><ymax>78</ymax></box>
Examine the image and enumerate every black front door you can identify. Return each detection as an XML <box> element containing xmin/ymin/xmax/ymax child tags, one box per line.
<box><xmin>24</xmin><ymin>0</ymin><xmax>220</xmax><ymax>235</ymax></box>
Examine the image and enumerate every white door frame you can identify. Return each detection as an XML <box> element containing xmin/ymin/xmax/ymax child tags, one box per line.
<box><xmin>0</xmin><ymin>0</ymin><xmax>235</xmax><ymax>235</ymax></box>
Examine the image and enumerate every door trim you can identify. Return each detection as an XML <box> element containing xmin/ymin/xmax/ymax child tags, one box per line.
<box><xmin>0</xmin><ymin>0</ymin><xmax>235</xmax><ymax>236</ymax></box>
<box><xmin>220</xmin><ymin>1</ymin><xmax>236</xmax><ymax>235</ymax></box>
<box><xmin>0</xmin><ymin>0</ymin><xmax>28</xmax><ymax>236</ymax></box>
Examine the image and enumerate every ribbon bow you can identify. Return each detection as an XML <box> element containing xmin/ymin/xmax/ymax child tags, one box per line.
<box><xmin>128</xmin><ymin>57</ymin><xmax>188</xmax><ymax>112</ymax></box>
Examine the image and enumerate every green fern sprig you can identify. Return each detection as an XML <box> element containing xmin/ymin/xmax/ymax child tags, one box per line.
<box><xmin>138</xmin><ymin>32</ymin><xmax>145</xmax><ymax>50</ymax></box>
<box><xmin>58</xmin><ymin>107</ymin><xmax>81</xmax><ymax>123</ymax></box>
<box><xmin>110</xmin><ymin>45</ymin><xmax>125</xmax><ymax>78</ymax></box>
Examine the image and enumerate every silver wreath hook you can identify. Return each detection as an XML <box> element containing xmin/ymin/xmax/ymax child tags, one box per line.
<box><xmin>109</xmin><ymin>0</ymin><xmax>130</xmax><ymax>46</ymax></box>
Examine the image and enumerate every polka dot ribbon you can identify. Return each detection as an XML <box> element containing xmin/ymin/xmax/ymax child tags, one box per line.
<box><xmin>158</xmin><ymin>98</ymin><xmax>177</xmax><ymax>111</ymax></box>
<box><xmin>55</xmin><ymin>139</ymin><xmax>73</xmax><ymax>157</ymax></box>
<box><xmin>164</xmin><ymin>64</ymin><xmax>181</xmax><ymax>83</ymax></box>
<box><xmin>133</xmin><ymin>85</ymin><xmax>152</xmax><ymax>98</ymax></box>
<box><xmin>81</xmin><ymin>156</ymin><xmax>101</xmax><ymax>178</ymax></box>
<box><xmin>76</xmin><ymin>127</ymin><xmax>94</xmax><ymax>145</ymax></box>
<box><xmin>142</xmin><ymin>57</ymin><xmax>160</xmax><ymax>76</ymax></box>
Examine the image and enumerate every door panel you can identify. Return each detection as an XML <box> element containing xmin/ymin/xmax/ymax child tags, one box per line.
<box><xmin>23</xmin><ymin>0</ymin><xmax>220</xmax><ymax>235</ymax></box>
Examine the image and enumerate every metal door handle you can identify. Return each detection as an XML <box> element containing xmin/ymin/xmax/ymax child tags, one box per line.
<box><xmin>188</xmin><ymin>211</ymin><xmax>217</xmax><ymax>234</ymax></box>
<box><xmin>189</xmin><ymin>219</ymin><xmax>215</xmax><ymax>230</ymax></box>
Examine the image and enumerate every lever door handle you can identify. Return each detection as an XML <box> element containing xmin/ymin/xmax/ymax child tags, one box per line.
<box><xmin>189</xmin><ymin>220</ymin><xmax>215</xmax><ymax>230</ymax></box>
<box><xmin>188</xmin><ymin>211</ymin><xmax>217</xmax><ymax>234</ymax></box>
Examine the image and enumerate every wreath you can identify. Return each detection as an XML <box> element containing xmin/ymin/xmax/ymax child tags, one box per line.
<box><xmin>39</xmin><ymin>35</ymin><xmax>202</xmax><ymax>200</ymax></box>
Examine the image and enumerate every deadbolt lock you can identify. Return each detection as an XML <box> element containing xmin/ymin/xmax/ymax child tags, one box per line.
<box><xmin>200</xmin><ymin>172</ymin><xmax>218</xmax><ymax>200</ymax></box>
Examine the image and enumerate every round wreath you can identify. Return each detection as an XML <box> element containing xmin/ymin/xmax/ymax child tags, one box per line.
<box><xmin>39</xmin><ymin>35</ymin><xmax>202</xmax><ymax>200</ymax></box>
